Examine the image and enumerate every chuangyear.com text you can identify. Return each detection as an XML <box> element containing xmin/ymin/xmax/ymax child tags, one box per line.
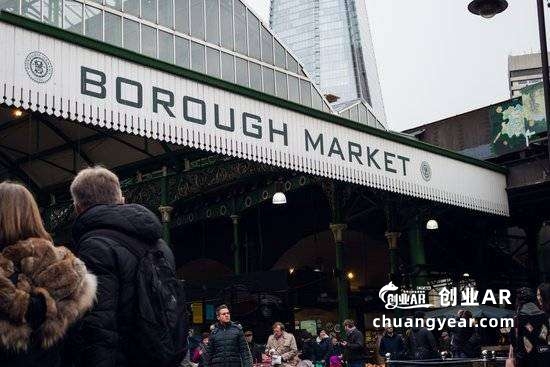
<box><xmin>373</xmin><ymin>315</ymin><xmax>514</xmax><ymax>331</ymax></box>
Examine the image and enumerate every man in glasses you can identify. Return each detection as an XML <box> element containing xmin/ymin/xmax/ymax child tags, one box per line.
<box><xmin>205</xmin><ymin>305</ymin><xmax>253</xmax><ymax>367</ymax></box>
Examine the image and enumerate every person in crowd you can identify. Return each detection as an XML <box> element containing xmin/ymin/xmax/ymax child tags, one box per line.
<box><xmin>324</xmin><ymin>337</ymin><xmax>343</xmax><ymax>366</ymax></box>
<box><xmin>68</xmin><ymin>166</ymin><xmax>178</xmax><ymax>367</ymax></box>
<box><xmin>450</xmin><ymin>310</ymin><xmax>481</xmax><ymax>358</ymax></box>
<box><xmin>378</xmin><ymin>325</ymin><xmax>406</xmax><ymax>360</ymax></box>
<box><xmin>191</xmin><ymin>333</ymin><xmax>210</xmax><ymax>367</ymax></box>
<box><xmin>406</xmin><ymin>311</ymin><xmax>438</xmax><ymax>360</ymax></box>
<box><xmin>328</xmin><ymin>355</ymin><xmax>342</xmax><ymax>367</ymax></box>
<box><xmin>0</xmin><ymin>181</ymin><xmax>97</xmax><ymax>367</ymax></box>
<box><xmin>537</xmin><ymin>283</ymin><xmax>550</xmax><ymax>314</ymax></box>
<box><xmin>244</xmin><ymin>330</ymin><xmax>263</xmax><ymax>364</ymax></box>
<box><xmin>181</xmin><ymin>329</ymin><xmax>202</xmax><ymax>367</ymax></box>
<box><xmin>509</xmin><ymin>287</ymin><xmax>550</xmax><ymax>367</ymax></box>
<box><xmin>265</xmin><ymin>322</ymin><xmax>298</xmax><ymax>367</ymax></box>
<box><xmin>205</xmin><ymin>305</ymin><xmax>252</xmax><ymax>367</ymax></box>
<box><xmin>316</xmin><ymin>330</ymin><xmax>330</xmax><ymax>362</ymax></box>
<box><xmin>341</xmin><ymin>319</ymin><xmax>365</xmax><ymax>367</ymax></box>
<box><xmin>438</xmin><ymin>331</ymin><xmax>451</xmax><ymax>356</ymax></box>
<box><xmin>297</xmin><ymin>331</ymin><xmax>317</xmax><ymax>367</ymax></box>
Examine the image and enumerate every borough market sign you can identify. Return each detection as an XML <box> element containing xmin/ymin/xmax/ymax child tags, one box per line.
<box><xmin>0</xmin><ymin>13</ymin><xmax>509</xmax><ymax>216</ymax></box>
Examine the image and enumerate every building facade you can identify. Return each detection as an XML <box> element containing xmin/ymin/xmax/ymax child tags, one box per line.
<box><xmin>508</xmin><ymin>52</ymin><xmax>550</xmax><ymax>97</ymax></box>
<box><xmin>270</xmin><ymin>0</ymin><xmax>386</xmax><ymax>126</ymax></box>
<box><xmin>0</xmin><ymin>1</ymin><xmax>513</xmax><ymax>332</ymax></box>
<box><xmin>0</xmin><ymin>0</ymin><xmax>338</xmax><ymax>112</ymax></box>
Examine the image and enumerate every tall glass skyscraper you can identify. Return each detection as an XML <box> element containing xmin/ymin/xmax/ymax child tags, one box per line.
<box><xmin>270</xmin><ymin>0</ymin><xmax>386</xmax><ymax>126</ymax></box>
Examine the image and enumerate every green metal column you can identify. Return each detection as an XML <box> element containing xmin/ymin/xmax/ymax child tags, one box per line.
<box><xmin>231</xmin><ymin>214</ymin><xmax>241</xmax><ymax>275</ymax></box>
<box><xmin>385</xmin><ymin>231</ymin><xmax>401</xmax><ymax>282</ymax></box>
<box><xmin>384</xmin><ymin>203</ymin><xmax>402</xmax><ymax>283</ymax></box>
<box><xmin>330</xmin><ymin>223</ymin><xmax>348</xmax><ymax>326</ymax></box>
<box><xmin>409</xmin><ymin>216</ymin><xmax>427</xmax><ymax>286</ymax></box>
<box><xmin>158</xmin><ymin>167</ymin><xmax>173</xmax><ymax>248</ymax></box>
<box><xmin>524</xmin><ymin>221</ymin><xmax>542</xmax><ymax>286</ymax></box>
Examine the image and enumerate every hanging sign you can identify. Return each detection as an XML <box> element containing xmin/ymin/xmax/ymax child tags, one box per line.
<box><xmin>191</xmin><ymin>302</ymin><xmax>203</xmax><ymax>324</ymax></box>
<box><xmin>0</xmin><ymin>19</ymin><xmax>509</xmax><ymax>215</ymax></box>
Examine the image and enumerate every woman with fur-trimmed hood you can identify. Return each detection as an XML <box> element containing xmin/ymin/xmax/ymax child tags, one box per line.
<box><xmin>0</xmin><ymin>181</ymin><xmax>97</xmax><ymax>367</ymax></box>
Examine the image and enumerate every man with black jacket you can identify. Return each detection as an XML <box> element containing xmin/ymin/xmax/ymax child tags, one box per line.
<box><xmin>68</xmin><ymin>166</ymin><xmax>176</xmax><ymax>367</ymax></box>
<box><xmin>341</xmin><ymin>319</ymin><xmax>365</xmax><ymax>367</ymax></box>
<box><xmin>379</xmin><ymin>326</ymin><xmax>406</xmax><ymax>360</ymax></box>
<box><xmin>244</xmin><ymin>330</ymin><xmax>263</xmax><ymax>364</ymax></box>
<box><xmin>406</xmin><ymin>311</ymin><xmax>438</xmax><ymax>360</ymax></box>
<box><xmin>205</xmin><ymin>305</ymin><xmax>253</xmax><ymax>367</ymax></box>
<box><xmin>450</xmin><ymin>310</ymin><xmax>480</xmax><ymax>358</ymax></box>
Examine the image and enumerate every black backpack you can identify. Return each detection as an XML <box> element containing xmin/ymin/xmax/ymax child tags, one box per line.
<box><xmin>81</xmin><ymin>229</ymin><xmax>189</xmax><ymax>367</ymax></box>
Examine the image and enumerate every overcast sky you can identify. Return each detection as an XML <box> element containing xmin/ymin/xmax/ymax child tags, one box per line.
<box><xmin>246</xmin><ymin>0</ymin><xmax>544</xmax><ymax>131</ymax></box>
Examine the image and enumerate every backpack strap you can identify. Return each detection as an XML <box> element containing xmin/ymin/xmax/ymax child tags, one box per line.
<box><xmin>78</xmin><ymin>228</ymin><xmax>150</xmax><ymax>259</ymax></box>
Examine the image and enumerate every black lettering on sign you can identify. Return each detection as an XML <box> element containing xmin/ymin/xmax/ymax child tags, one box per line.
<box><xmin>366</xmin><ymin>146</ymin><xmax>380</xmax><ymax>169</ymax></box>
<box><xmin>269</xmin><ymin>119</ymin><xmax>288</xmax><ymax>146</ymax></box>
<box><xmin>328</xmin><ymin>137</ymin><xmax>345</xmax><ymax>161</ymax></box>
<box><xmin>397</xmin><ymin>155</ymin><xmax>410</xmax><ymax>176</ymax></box>
<box><xmin>348</xmin><ymin>141</ymin><xmax>363</xmax><ymax>165</ymax></box>
<box><xmin>116</xmin><ymin>77</ymin><xmax>143</xmax><ymax>108</ymax></box>
<box><xmin>304</xmin><ymin>130</ymin><xmax>324</xmax><ymax>154</ymax></box>
<box><xmin>242</xmin><ymin>112</ymin><xmax>262</xmax><ymax>139</ymax></box>
<box><xmin>152</xmin><ymin>87</ymin><xmax>175</xmax><ymax>117</ymax></box>
<box><xmin>183</xmin><ymin>96</ymin><xmax>206</xmax><ymax>125</ymax></box>
<box><xmin>81</xmin><ymin>66</ymin><xmax>106</xmax><ymax>99</ymax></box>
<box><xmin>214</xmin><ymin>104</ymin><xmax>235</xmax><ymax>132</ymax></box>
<box><xmin>384</xmin><ymin>152</ymin><xmax>397</xmax><ymax>173</ymax></box>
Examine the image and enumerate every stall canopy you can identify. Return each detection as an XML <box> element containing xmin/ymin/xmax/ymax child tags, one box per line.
<box><xmin>0</xmin><ymin>13</ymin><xmax>509</xmax><ymax>216</ymax></box>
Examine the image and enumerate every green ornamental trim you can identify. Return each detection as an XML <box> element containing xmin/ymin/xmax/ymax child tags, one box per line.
<box><xmin>0</xmin><ymin>11</ymin><xmax>506</xmax><ymax>174</ymax></box>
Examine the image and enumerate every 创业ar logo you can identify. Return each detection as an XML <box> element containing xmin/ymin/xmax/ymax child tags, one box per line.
<box><xmin>25</xmin><ymin>51</ymin><xmax>53</xmax><ymax>84</ymax></box>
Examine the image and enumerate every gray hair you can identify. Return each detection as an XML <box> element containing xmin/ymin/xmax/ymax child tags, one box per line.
<box><xmin>70</xmin><ymin>166</ymin><xmax>123</xmax><ymax>209</ymax></box>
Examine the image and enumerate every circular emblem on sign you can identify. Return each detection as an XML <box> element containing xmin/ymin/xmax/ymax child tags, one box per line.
<box><xmin>420</xmin><ymin>161</ymin><xmax>432</xmax><ymax>181</ymax></box>
<box><xmin>25</xmin><ymin>51</ymin><xmax>53</xmax><ymax>83</ymax></box>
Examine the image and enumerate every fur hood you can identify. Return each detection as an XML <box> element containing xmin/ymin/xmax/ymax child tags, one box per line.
<box><xmin>0</xmin><ymin>237</ymin><xmax>97</xmax><ymax>351</ymax></box>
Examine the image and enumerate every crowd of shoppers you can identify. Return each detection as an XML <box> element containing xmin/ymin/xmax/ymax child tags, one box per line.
<box><xmin>1</xmin><ymin>166</ymin><xmax>549</xmax><ymax>367</ymax></box>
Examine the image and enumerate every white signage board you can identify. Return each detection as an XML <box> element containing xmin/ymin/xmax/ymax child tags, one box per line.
<box><xmin>0</xmin><ymin>22</ymin><xmax>509</xmax><ymax>215</ymax></box>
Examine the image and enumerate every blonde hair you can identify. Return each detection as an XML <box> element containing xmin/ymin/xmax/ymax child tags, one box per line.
<box><xmin>70</xmin><ymin>166</ymin><xmax>123</xmax><ymax>210</ymax></box>
<box><xmin>0</xmin><ymin>181</ymin><xmax>51</xmax><ymax>247</ymax></box>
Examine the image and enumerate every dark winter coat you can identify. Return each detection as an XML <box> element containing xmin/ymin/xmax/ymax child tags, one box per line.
<box><xmin>317</xmin><ymin>338</ymin><xmax>330</xmax><ymax>361</ymax></box>
<box><xmin>379</xmin><ymin>333</ymin><xmax>406</xmax><ymax>359</ymax></box>
<box><xmin>0</xmin><ymin>237</ymin><xmax>97</xmax><ymax>367</ymax></box>
<box><xmin>511</xmin><ymin>302</ymin><xmax>550</xmax><ymax>367</ymax></box>
<box><xmin>205</xmin><ymin>321</ymin><xmax>253</xmax><ymax>367</ymax></box>
<box><xmin>343</xmin><ymin>327</ymin><xmax>365</xmax><ymax>362</ymax></box>
<box><xmin>450</xmin><ymin>321</ymin><xmax>480</xmax><ymax>358</ymax></box>
<box><xmin>299</xmin><ymin>339</ymin><xmax>318</xmax><ymax>361</ymax></box>
<box><xmin>325</xmin><ymin>343</ymin><xmax>343</xmax><ymax>365</ymax></box>
<box><xmin>68</xmin><ymin>203</ymin><xmax>174</xmax><ymax>367</ymax></box>
<box><xmin>407</xmin><ymin>327</ymin><xmax>438</xmax><ymax>360</ymax></box>
<box><xmin>247</xmin><ymin>341</ymin><xmax>263</xmax><ymax>363</ymax></box>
